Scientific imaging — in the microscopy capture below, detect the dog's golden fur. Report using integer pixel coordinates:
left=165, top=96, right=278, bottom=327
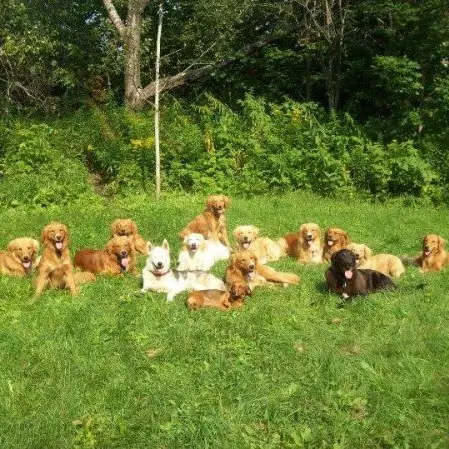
left=323, top=227, right=350, bottom=262
left=413, top=234, right=449, bottom=272
left=348, top=243, right=405, bottom=278
left=110, top=218, right=148, bottom=254
left=180, top=195, right=231, bottom=246
left=225, top=250, right=300, bottom=292
left=74, top=235, right=137, bottom=275
left=186, top=282, right=251, bottom=311
left=233, top=225, right=282, bottom=264
left=279, top=223, right=323, bottom=264
left=0, top=237, right=39, bottom=276
left=34, top=222, right=77, bottom=297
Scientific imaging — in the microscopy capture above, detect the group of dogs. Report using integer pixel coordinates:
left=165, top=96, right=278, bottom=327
left=0, top=194, right=447, bottom=308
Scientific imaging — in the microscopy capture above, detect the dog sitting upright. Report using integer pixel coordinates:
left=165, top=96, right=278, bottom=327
left=412, top=234, right=449, bottom=272
left=279, top=223, right=323, bottom=264
left=141, top=240, right=226, bottom=301
left=325, top=249, right=395, bottom=300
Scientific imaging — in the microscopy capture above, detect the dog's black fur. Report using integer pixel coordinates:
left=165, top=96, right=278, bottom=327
left=326, top=249, right=395, bottom=298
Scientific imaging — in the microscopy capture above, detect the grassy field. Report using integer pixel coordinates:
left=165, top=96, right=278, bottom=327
left=1, top=191, right=449, bottom=449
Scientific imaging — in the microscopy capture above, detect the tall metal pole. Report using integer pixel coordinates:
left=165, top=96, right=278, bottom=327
left=154, top=2, right=163, bottom=199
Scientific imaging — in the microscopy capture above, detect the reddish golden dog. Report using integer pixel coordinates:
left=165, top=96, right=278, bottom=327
left=34, top=222, right=77, bottom=297
left=180, top=195, right=231, bottom=246
left=74, top=235, right=137, bottom=275
left=279, top=223, right=323, bottom=264
left=110, top=218, right=148, bottom=254
left=225, top=250, right=300, bottom=292
left=323, top=227, right=350, bottom=262
left=0, top=237, right=40, bottom=276
left=186, top=282, right=251, bottom=311
left=414, top=234, right=449, bottom=272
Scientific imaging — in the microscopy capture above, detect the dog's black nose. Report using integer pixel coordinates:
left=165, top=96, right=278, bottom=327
left=191, top=244, right=197, bottom=249
left=243, top=237, right=249, bottom=242
left=55, top=235, right=62, bottom=241
left=23, top=255, right=30, bottom=261
left=121, top=250, right=128, bottom=257
left=156, top=262, right=163, bottom=268
left=248, top=264, right=255, bottom=270
left=424, top=246, right=429, bottom=251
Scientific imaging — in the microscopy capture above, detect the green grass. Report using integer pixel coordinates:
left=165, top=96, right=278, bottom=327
left=1, top=191, right=449, bottom=449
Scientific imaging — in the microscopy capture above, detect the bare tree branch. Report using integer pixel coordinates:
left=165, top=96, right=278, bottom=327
left=103, top=0, right=125, bottom=38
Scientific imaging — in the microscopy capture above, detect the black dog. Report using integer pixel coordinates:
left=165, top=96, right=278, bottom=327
left=326, top=249, right=395, bottom=299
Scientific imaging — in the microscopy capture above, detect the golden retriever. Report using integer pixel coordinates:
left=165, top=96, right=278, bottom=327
left=180, top=195, right=231, bottom=246
left=233, top=225, right=283, bottom=264
left=74, top=235, right=137, bottom=275
left=110, top=218, right=148, bottom=254
left=348, top=243, right=405, bottom=278
left=279, top=223, right=323, bottom=264
left=323, top=227, right=350, bottom=262
left=0, top=237, right=39, bottom=276
left=225, top=250, right=300, bottom=292
left=413, top=234, right=449, bottom=272
left=34, top=222, right=77, bottom=297
left=186, top=282, right=251, bottom=311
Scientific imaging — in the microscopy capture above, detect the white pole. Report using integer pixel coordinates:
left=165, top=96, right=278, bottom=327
left=154, top=2, right=163, bottom=199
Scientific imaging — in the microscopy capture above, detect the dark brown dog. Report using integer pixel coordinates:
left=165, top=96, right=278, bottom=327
left=180, top=195, right=231, bottom=246
left=325, top=249, right=395, bottom=299
left=74, top=235, right=137, bottom=275
left=186, top=282, right=251, bottom=311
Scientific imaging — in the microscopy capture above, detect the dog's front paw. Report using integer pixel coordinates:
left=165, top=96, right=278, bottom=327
left=140, top=288, right=147, bottom=293
left=342, top=293, right=349, bottom=299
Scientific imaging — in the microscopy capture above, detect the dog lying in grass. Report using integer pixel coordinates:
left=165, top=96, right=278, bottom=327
left=0, top=237, right=39, bottom=276
left=348, top=243, right=405, bottom=278
left=34, top=222, right=78, bottom=297
left=110, top=218, right=148, bottom=255
left=186, top=282, right=251, bottom=311
left=325, top=249, right=395, bottom=299
left=323, top=227, right=350, bottom=262
left=179, top=195, right=231, bottom=247
left=141, top=240, right=226, bottom=301
left=411, top=234, right=449, bottom=272
left=233, top=225, right=283, bottom=264
left=279, top=223, right=323, bottom=264
left=74, top=235, right=137, bottom=275
left=177, top=233, right=230, bottom=271
left=225, top=249, right=300, bottom=292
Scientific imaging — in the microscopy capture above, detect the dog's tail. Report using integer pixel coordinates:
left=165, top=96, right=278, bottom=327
left=74, top=271, right=96, bottom=285
left=257, top=264, right=300, bottom=285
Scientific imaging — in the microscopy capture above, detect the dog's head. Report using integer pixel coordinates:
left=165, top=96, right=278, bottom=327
left=230, top=250, right=258, bottom=277
left=111, top=218, right=138, bottom=238
left=206, top=195, right=230, bottom=216
left=183, top=233, right=206, bottom=253
left=325, top=228, right=349, bottom=249
left=7, top=237, right=39, bottom=271
left=146, top=239, right=171, bottom=274
left=299, top=223, right=321, bottom=245
left=106, top=235, right=134, bottom=270
left=41, top=222, right=70, bottom=252
left=233, top=225, right=259, bottom=249
left=228, top=281, right=252, bottom=301
left=330, top=249, right=357, bottom=280
left=422, top=234, right=445, bottom=257
left=347, top=243, right=372, bottom=266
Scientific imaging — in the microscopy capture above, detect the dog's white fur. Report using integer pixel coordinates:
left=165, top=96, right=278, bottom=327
left=141, top=240, right=226, bottom=301
left=177, top=233, right=230, bottom=271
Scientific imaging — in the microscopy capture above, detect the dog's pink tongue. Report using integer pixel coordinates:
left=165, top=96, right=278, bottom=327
left=55, top=242, right=63, bottom=250
left=424, top=250, right=431, bottom=256
left=344, top=270, right=353, bottom=279
left=243, top=242, right=250, bottom=249
left=328, top=240, right=333, bottom=246
left=121, top=257, right=129, bottom=267
left=23, top=261, right=31, bottom=269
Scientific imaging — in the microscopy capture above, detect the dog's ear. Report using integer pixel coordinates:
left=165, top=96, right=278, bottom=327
left=223, top=195, right=231, bottom=209
left=162, top=239, right=170, bottom=252
left=41, top=225, right=50, bottom=245
left=252, top=226, right=260, bottom=238
left=105, top=238, right=115, bottom=254
left=233, top=227, right=241, bottom=239
left=364, top=245, right=373, bottom=259
left=61, top=224, right=71, bottom=247
left=147, top=241, right=153, bottom=252
left=438, top=236, right=445, bottom=249
left=110, top=220, right=119, bottom=237
left=6, top=240, right=17, bottom=253
left=130, top=220, right=138, bottom=235
left=31, top=239, right=40, bottom=254
left=342, top=232, right=349, bottom=247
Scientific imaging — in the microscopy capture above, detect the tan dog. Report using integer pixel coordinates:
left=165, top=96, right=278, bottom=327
left=110, top=218, right=148, bottom=255
left=279, top=223, right=323, bottom=264
left=180, top=195, right=231, bottom=246
left=34, top=222, right=77, bottom=297
left=0, top=237, right=40, bottom=276
left=323, top=227, right=350, bottom=262
left=186, top=282, right=251, bottom=311
left=233, top=225, right=283, bottom=264
left=74, top=235, right=137, bottom=275
left=413, top=234, right=449, bottom=272
left=348, top=243, right=405, bottom=278
left=225, top=250, right=300, bottom=292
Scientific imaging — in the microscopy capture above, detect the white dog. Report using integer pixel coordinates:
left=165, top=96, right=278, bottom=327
left=141, top=240, right=226, bottom=301
left=177, top=233, right=230, bottom=271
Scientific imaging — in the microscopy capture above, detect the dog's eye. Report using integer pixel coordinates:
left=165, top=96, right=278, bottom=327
left=18, top=248, right=23, bottom=252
